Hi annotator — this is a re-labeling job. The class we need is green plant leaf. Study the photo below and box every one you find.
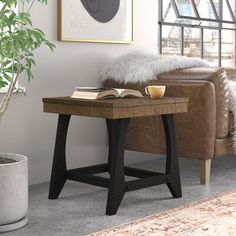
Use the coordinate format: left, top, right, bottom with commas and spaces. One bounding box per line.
0, 0, 55, 92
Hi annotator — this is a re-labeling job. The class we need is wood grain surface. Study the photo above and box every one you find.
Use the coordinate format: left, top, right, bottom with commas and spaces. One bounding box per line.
43, 97, 188, 119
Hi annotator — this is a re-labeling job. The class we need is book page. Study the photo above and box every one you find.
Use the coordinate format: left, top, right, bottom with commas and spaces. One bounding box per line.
71, 91, 99, 99
114, 88, 126, 95
114, 89, 143, 98
97, 90, 118, 99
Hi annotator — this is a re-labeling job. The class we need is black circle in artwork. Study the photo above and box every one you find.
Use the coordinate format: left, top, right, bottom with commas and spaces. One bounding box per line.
80, 0, 120, 23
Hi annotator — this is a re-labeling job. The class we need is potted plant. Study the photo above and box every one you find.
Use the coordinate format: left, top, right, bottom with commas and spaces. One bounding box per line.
0, 0, 54, 232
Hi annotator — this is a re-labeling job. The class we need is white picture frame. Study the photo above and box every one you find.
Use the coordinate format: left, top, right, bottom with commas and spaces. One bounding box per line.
58, 0, 134, 44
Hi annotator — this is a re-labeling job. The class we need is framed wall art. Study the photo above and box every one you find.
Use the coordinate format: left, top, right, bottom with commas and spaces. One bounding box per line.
58, 0, 134, 44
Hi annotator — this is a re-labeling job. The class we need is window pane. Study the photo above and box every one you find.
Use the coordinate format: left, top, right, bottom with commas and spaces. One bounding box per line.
197, 0, 217, 19
203, 30, 219, 66
163, 0, 178, 23
212, 0, 220, 18
223, 0, 235, 22
159, 0, 236, 66
197, 0, 219, 27
222, 22, 236, 30
176, 0, 195, 17
229, 0, 236, 14
184, 28, 201, 57
162, 26, 181, 55
221, 30, 235, 66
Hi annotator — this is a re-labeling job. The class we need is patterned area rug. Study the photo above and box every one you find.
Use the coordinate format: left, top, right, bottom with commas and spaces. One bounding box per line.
89, 189, 236, 236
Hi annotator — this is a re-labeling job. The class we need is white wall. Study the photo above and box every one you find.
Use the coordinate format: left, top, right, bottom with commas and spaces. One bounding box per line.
0, 0, 158, 185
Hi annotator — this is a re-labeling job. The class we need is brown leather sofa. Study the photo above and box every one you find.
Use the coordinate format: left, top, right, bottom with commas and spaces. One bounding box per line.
104, 67, 236, 185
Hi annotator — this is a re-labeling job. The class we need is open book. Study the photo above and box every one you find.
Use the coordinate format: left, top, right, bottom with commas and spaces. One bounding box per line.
71, 87, 143, 100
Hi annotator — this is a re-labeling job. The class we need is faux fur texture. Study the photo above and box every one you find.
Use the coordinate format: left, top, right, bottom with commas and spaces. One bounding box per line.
101, 52, 209, 83
101, 51, 236, 152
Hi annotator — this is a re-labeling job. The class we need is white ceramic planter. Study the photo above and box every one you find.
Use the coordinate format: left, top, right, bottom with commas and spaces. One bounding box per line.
0, 153, 28, 233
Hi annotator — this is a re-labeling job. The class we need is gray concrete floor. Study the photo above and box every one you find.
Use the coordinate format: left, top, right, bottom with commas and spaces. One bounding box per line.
3, 155, 236, 236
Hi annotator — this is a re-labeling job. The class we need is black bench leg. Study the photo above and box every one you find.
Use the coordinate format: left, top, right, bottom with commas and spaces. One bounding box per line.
162, 114, 182, 198
49, 114, 71, 199
106, 118, 129, 215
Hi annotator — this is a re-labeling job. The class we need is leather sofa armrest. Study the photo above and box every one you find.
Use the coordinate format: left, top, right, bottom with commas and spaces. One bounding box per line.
158, 67, 229, 139
104, 79, 217, 159
146, 80, 217, 159
105, 67, 229, 139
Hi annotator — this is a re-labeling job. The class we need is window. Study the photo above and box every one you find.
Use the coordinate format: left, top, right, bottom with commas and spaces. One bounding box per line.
158, 0, 236, 66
